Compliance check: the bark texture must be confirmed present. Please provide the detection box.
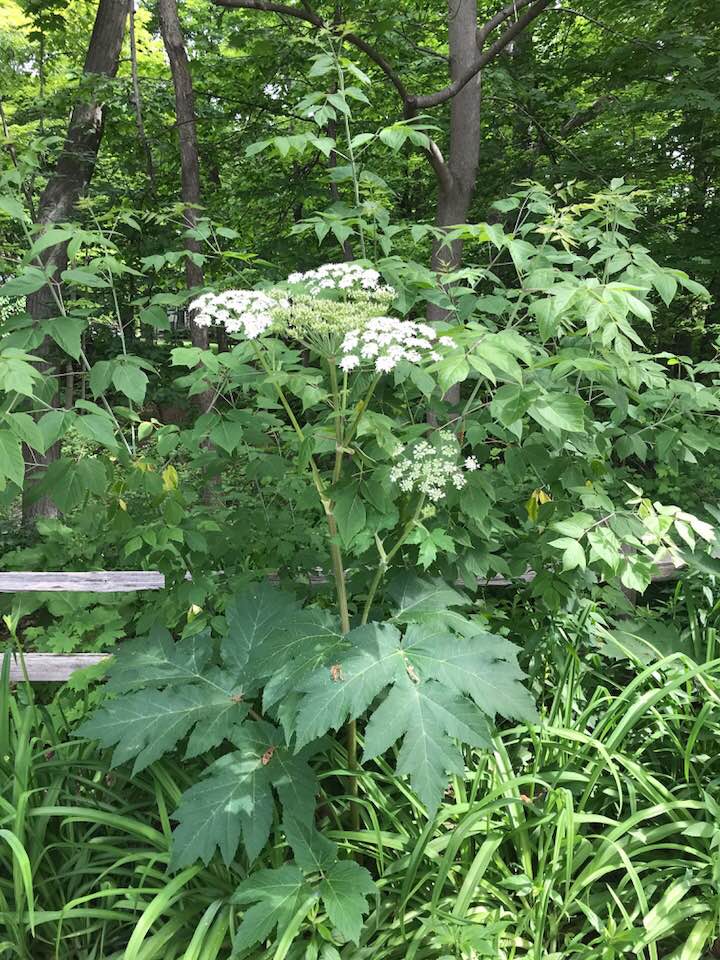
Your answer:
[158,0,215,414]
[23,0,127,522]
[428,0,482,302]
[128,0,156,190]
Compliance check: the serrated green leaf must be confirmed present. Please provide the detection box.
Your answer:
[74,413,118,450]
[172,724,282,866]
[333,484,366,548]
[403,622,537,723]
[0,195,27,221]
[0,431,24,487]
[231,865,309,952]
[0,267,49,297]
[388,573,468,623]
[528,394,586,433]
[112,363,148,404]
[283,815,337,872]
[362,677,491,813]
[77,668,245,774]
[7,411,44,452]
[262,611,344,709]
[320,860,376,944]
[61,267,109,288]
[223,583,301,676]
[46,316,86,359]
[89,360,113,396]
[294,623,402,749]
[106,627,216,693]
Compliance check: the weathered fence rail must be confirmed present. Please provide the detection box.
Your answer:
[0,571,165,593]
[2,571,164,683]
[1,557,684,683]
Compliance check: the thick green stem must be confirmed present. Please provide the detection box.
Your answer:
[326,359,357,820]
[343,374,380,450]
[335,53,365,259]
[361,495,426,625]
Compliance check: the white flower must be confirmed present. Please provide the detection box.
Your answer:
[340,354,360,372]
[338,316,454,376]
[439,336,455,347]
[189,288,282,339]
[464,456,479,471]
[389,433,470,502]
[376,355,395,372]
[286,261,395,299]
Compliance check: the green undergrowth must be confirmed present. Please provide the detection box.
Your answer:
[2,601,720,959]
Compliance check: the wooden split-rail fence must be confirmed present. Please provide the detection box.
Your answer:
[2,558,682,683]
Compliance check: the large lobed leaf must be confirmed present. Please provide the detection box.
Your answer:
[171,720,318,867]
[294,618,536,813]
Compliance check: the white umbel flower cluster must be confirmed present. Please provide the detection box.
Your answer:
[340,318,454,374]
[287,262,394,299]
[390,434,468,502]
[189,290,287,339]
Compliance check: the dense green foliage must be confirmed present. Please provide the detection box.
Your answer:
[1,0,720,956]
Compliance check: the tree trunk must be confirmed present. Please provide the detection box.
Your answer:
[428,0,482,321]
[158,0,215,417]
[22,0,128,523]
[128,0,156,190]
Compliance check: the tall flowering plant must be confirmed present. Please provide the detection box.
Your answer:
[81,185,720,953]
[190,262,480,629]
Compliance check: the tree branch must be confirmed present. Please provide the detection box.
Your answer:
[411,0,552,110]
[476,0,539,46]
[561,95,615,135]
[212,0,552,117]
[211,0,411,104]
[551,6,655,48]
[212,0,322,25]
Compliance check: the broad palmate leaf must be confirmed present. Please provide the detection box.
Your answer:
[231,865,311,952]
[79,586,306,773]
[231,858,375,951]
[171,720,318,867]
[295,619,536,813]
[77,665,246,773]
[362,677,492,811]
